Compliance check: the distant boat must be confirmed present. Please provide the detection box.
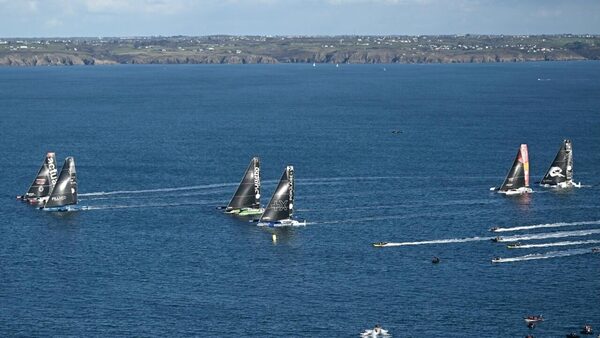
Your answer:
[40,157,78,212]
[495,144,533,195]
[257,166,305,227]
[17,152,58,205]
[336,63,339,68]
[312,62,316,67]
[540,139,580,188]
[220,157,263,216]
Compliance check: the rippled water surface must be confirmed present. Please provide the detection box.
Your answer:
[1,62,599,337]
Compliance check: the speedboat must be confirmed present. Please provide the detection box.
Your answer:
[432,256,440,264]
[591,248,600,254]
[491,257,502,263]
[524,315,544,323]
[491,236,503,243]
[581,324,593,335]
[372,242,389,248]
[361,326,389,337]
[507,242,522,249]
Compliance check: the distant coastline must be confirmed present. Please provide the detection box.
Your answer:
[1,34,598,66]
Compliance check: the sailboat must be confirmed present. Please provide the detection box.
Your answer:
[540,139,580,188]
[40,157,78,212]
[220,157,263,216]
[494,144,533,195]
[17,152,59,205]
[256,166,305,227]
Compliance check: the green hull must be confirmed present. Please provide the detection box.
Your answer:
[227,208,263,216]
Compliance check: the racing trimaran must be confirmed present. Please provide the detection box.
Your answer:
[256,165,305,227]
[493,144,533,195]
[17,152,59,205]
[540,139,580,188]
[219,157,263,216]
[40,156,79,212]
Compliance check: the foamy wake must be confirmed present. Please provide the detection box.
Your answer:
[380,236,492,247]
[491,220,600,233]
[79,183,238,197]
[510,239,600,249]
[497,229,600,242]
[493,247,597,263]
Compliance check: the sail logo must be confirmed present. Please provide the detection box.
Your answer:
[254,166,260,199]
[47,157,58,185]
[272,200,288,211]
[549,166,565,178]
[51,195,67,201]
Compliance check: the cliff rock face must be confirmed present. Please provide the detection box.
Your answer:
[0,53,117,66]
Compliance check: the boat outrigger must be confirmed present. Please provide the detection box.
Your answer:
[540,139,581,188]
[17,152,59,205]
[219,157,263,216]
[494,144,533,195]
[255,166,305,227]
[40,157,78,212]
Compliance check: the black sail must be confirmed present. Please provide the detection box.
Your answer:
[541,139,573,186]
[227,157,261,210]
[260,166,294,222]
[499,144,530,192]
[44,157,77,208]
[24,152,59,199]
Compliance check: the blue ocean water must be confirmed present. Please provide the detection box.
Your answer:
[1,62,599,337]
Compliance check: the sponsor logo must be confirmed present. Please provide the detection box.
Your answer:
[549,166,565,178]
[51,195,67,201]
[253,165,260,199]
[47,156,58,185]
[272,199,288,211]
[35,178,46,185]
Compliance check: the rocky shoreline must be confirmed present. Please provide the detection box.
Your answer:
[1,35,598,66]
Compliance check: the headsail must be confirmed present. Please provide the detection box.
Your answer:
[540,139,573,186]
[43,157,77,208]
[22,152,59,200]
[499,144,531,193]
[226,157,261,211]
[259,166,294,222]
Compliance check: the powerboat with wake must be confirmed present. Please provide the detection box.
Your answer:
[361,324,390,337]
[39,157,79,212]
[255,166,305,227]
[218,157,263,216]
[491,144,533,195]
[17,152,59,205]
[540,139,581,188]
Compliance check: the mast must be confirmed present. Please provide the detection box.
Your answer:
[259,166,294,222]
[499,144,530,192]
[43,157,77,208]
[540,139,573,186]
[226,157,261,210]
[23,152,58,199]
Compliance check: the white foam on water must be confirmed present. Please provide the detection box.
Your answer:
[493,247,596,263]
[380,236,492,247]
[492,220,600,233]
[79,183,239,197]
[497,228,600,242]
[511,239,600,249]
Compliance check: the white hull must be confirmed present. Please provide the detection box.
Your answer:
[498,187,533,195]
[540,180,581,188]
[257,219,306,227]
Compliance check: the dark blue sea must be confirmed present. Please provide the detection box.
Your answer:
[1,62,599,337]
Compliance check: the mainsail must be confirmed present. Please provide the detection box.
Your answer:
[43,157,77,208]
[22,152,59,200]
[540,139,573,186]
[499,144,531,193]
[226,157,261,211]
[259,166,294,222]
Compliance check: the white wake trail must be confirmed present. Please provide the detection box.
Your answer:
[493,247,597,263]
[497,229,600,242]
[379,236,492,247]
[510,239,600,249]
[492,220,600,233]
[79,183,238,197]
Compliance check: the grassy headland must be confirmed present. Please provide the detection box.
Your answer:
[1,34,599,66]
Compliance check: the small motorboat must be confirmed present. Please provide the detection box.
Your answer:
[490,226,499,232]
[524,315,544,323]
[591,248,600,254]
[491,257,502,263]
[507,242,522,249]
[566,332,580,338]
[581,324,593,335]
[372,242,389,248]
[432,256,440,264]
[491,236,503,242]
[361,325,389,337]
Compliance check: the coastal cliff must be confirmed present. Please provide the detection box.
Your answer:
[1,35,598,66]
